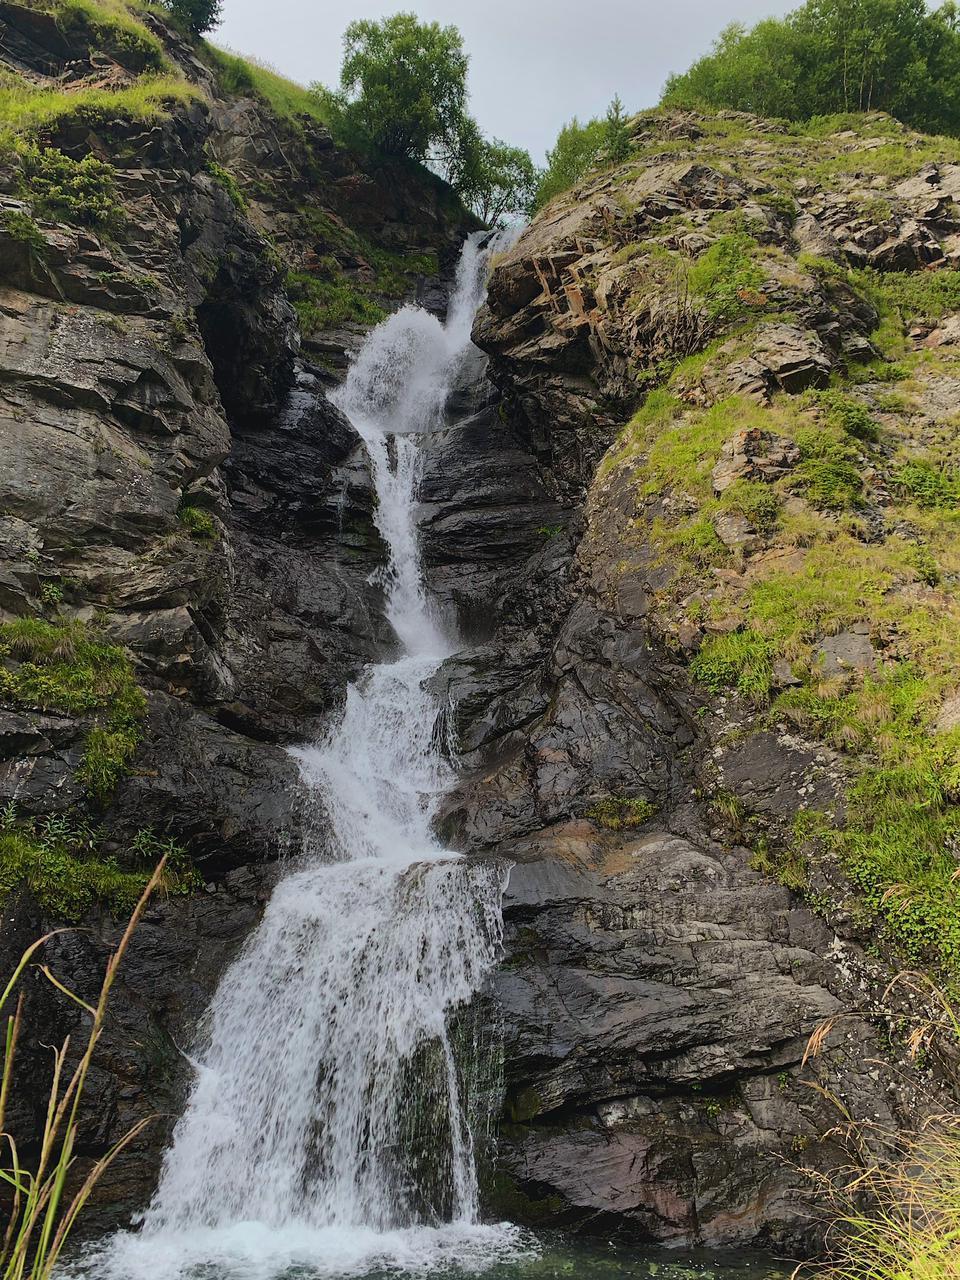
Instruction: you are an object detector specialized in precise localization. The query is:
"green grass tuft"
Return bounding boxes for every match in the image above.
[0,808,198,917]
[0,618,145,802]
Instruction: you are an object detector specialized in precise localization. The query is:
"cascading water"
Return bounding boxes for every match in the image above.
[71,231,529,1280]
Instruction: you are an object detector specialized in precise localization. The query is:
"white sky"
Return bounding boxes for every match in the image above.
[213,0,797,162]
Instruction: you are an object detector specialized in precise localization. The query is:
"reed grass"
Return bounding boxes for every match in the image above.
[0,860,165,1279]
[805,973,960,1280]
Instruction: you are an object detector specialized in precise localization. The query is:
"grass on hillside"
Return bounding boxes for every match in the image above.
[0,618,146,802]
[594,223,960,980]
[202,43,329,125]
[24,0,167,69]
[0,75,197,147]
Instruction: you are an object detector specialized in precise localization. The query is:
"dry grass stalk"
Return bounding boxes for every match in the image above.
[0,858,165,1280]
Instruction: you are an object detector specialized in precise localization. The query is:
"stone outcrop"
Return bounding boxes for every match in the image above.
[450,108,960,1248]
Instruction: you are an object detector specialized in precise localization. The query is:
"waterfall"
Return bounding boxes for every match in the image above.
[71,231,529,1280]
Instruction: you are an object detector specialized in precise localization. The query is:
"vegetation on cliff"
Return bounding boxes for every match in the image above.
[312,12,536,223]
[662,0,960,137]
[1,870,165,1278]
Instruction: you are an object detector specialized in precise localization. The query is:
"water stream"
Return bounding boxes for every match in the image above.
[69,233,529,1280]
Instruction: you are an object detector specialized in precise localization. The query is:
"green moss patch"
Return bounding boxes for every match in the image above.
[0,617,146,801]
[0,809,198,918]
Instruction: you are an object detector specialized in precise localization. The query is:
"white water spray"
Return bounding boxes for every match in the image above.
[66,232,529,1280]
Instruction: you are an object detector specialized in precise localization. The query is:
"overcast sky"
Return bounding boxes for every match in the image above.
[213,0,797,162]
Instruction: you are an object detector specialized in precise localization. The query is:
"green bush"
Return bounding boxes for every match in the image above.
[164,0,221,36]
[894,459,960,510]
[661,0,960,138]
[20,145,123,231]
[534,116,605,209]
[178,503,216,539]
[204,44,255,94]
[691,630,774,700]
[806,388,880,442]
[791,426,863,509]
[687,233,765,322]
[0,207,45,250]
[720,479,782,533]
[285,270,386,333]
[0,809,198,917]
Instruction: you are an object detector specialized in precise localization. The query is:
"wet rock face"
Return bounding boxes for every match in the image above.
[452,111,960,1249]
[493,840,885,1248]
[0,6,473,1226]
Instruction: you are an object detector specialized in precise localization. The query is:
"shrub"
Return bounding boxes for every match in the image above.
[205,159,245,211]
[586,796,657,830]
[204,44,255,94]
[661,0,960,138]
[691,630,774,700]
[894,459,960,510]
[178,503,216,539]
[791,426,863,509]
[687,233,765,322]
[534,116,605,209]
[720,479,782,533]
[20,145,123,231]
[0,808,199,916]
[806,388,880,442]
[285,270,386,333]
[165,0,222,36]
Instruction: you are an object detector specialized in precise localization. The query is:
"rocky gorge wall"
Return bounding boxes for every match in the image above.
[451,110,960,1248]
[0,1,475,1223]
[2,6,960,1252]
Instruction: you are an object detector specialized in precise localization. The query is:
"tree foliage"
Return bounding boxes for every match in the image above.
[603,94,631,165]
[450,121,538,223]
[329,13,468,162]
[533,95,633,210]
[662,0,960,136]
[314,12,535,225]
[534,115,605,209]
[164,0,222,36]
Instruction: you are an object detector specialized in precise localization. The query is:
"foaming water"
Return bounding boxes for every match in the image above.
[62,230,529,1280]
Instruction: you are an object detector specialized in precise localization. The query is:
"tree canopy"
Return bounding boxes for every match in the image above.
[164,0,221,35]
[661,0,960,136]
[533,97,636,211]
[315,12,535,224]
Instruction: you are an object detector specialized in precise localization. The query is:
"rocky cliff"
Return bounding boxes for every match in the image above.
[2,8,960,1252]
[0,0,474,1221]
[448,110,960,1248]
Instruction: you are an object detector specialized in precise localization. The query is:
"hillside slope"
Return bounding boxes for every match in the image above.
[460,107,960,1246]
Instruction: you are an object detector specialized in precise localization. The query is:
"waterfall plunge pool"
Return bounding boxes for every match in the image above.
[62,1226,793,1280]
